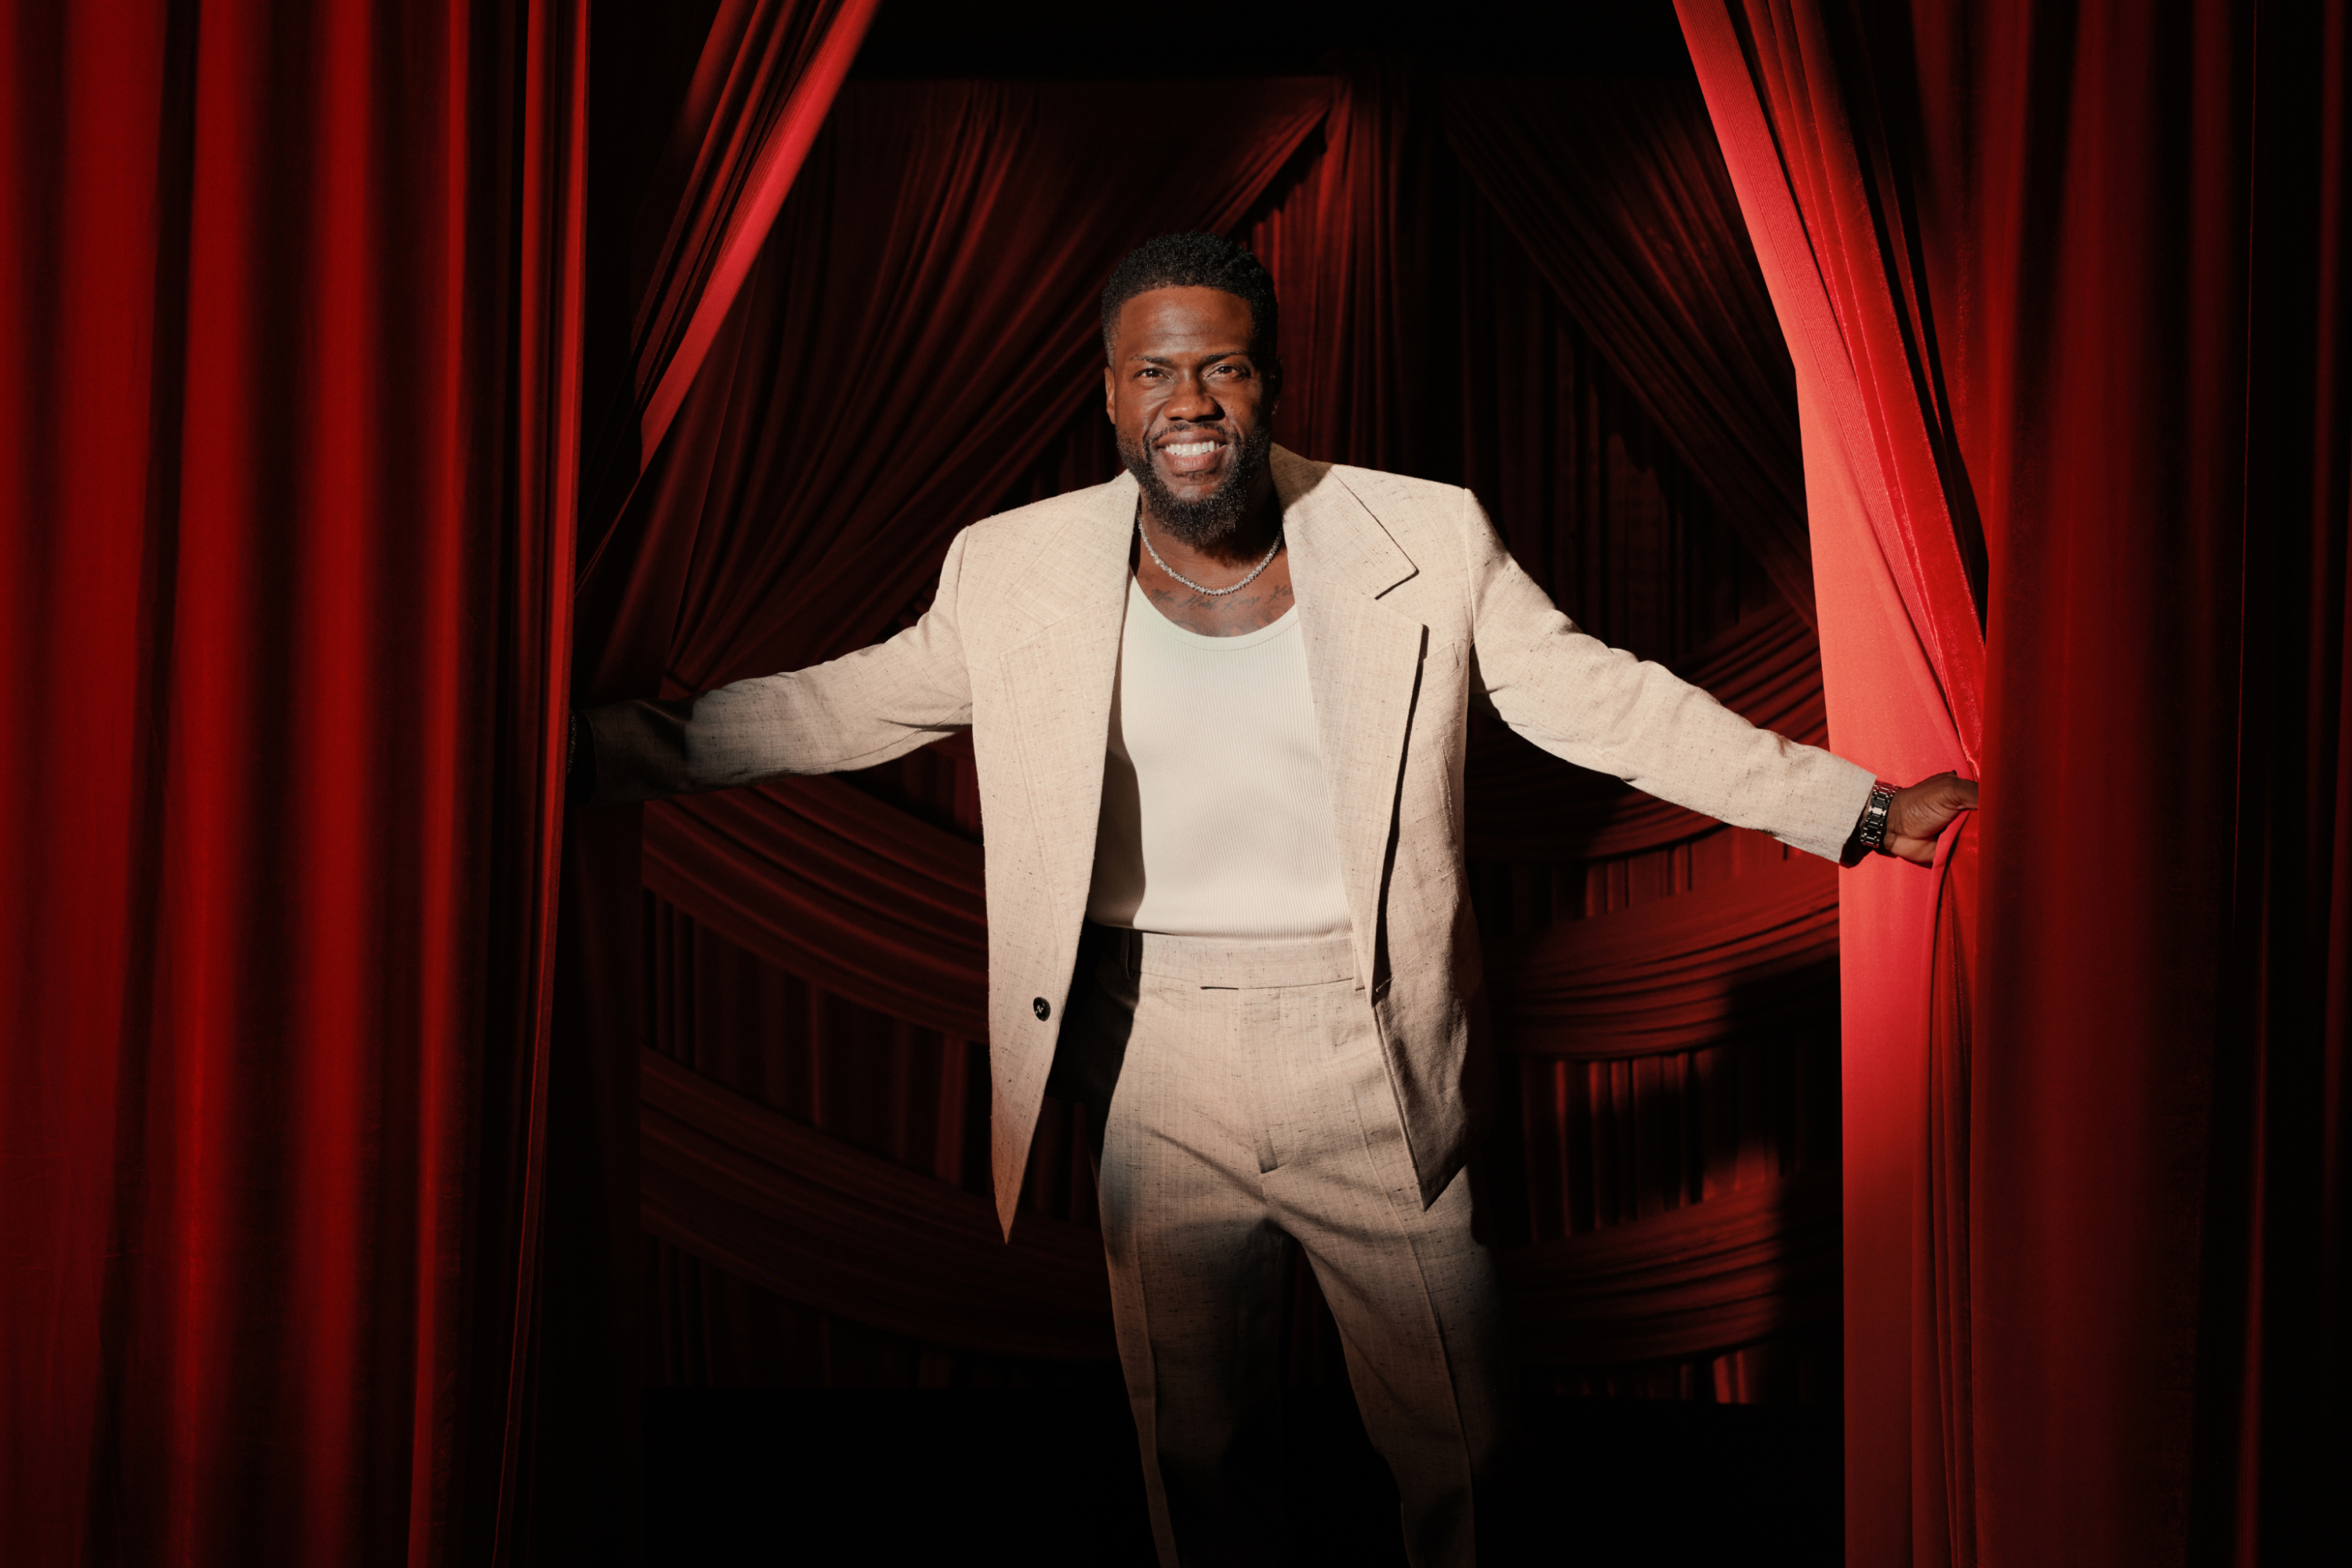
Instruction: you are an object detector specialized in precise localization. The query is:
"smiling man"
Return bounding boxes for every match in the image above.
[579,233,1976,1567]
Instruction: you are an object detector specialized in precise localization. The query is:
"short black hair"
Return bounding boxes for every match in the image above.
[1100,232,1280,365]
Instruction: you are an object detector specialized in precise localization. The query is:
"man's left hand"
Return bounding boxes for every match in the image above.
[1883,772,1979,865]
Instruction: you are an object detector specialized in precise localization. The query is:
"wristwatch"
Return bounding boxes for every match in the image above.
[1840,779,1900,866]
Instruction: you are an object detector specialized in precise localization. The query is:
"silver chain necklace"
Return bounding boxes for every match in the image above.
[1137,514,1284,597]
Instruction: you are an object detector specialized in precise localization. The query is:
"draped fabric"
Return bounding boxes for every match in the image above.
[1675,7,1987,1564]
[1681,2,2352,1563]
[579,0,878,560]
[644,777,990,1041]
[636,615,1832,1051]
[0,2,586,1563]
[642,1040,1838,1367]
[619,64,1851,1404]
[1442,76,1814,624]
[1239,58,1436,477]
[529,4,880,1553]
[581,74,1329,1414]
[617,80,1330,701]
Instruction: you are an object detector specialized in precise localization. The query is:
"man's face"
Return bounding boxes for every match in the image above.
[1104,285,1278,546]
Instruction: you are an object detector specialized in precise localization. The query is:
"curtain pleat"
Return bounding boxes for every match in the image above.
[0,2,586,1562]
[1679,1,2352,1563]
[1442,75,1815,624]
[579,0,880,554]
[524,5,880,1550]
[617,64,1847,1399]
[1675,6,1985,1563]
[641,1041,1839,1368]
[641,619,1835,1059]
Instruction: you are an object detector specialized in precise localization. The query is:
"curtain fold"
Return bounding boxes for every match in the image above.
[616,78,1331,701]
[562,66,1327,1416]
[644,778,990,1041]
[579,0,879,555]
[622,64,1849,1397]
[1497,853,1836,1058]
[1441,75,1816,625]
[641,616,1833,1054]
[646,779,1836,1076]
[641,1044,1838,1367]
[1675,6,1986,1563]
[1681,1,2351,1563]
[528,11,884,1547]
[0,1,586,1562]
[1242,57,1439,477]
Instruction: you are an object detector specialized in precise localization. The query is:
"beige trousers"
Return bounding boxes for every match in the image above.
[1055,925,1513,1568]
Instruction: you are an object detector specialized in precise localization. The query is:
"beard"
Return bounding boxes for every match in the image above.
[1118,423,1275,550]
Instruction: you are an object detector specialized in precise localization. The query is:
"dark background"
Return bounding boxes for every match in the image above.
[592,3,1844,1563]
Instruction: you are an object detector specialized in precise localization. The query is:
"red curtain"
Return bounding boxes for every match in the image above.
[588,78,1329,702]
[1442,75,1815,624]
[1682,1,2350,1563]
[1676,5,1986,1563]
[0,1,586,1563]
[579,0,878,549]
[521,4,878,1554]
[1239,58,1436,477]
[619,63,1848,1405]
[597,78,1328,1386]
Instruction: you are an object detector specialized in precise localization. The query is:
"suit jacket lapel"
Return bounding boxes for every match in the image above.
[1275,448,1425,986]
[997,454,1425,976]
[1001,473,1138,941]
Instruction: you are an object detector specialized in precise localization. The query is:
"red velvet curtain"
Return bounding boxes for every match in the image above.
[0,1,586,1563]
[1676,6,1987,1563]
[1682,1,2350,1563]
[622,61,1846,1404]
[1442,75,1815,625]
[595,79,1329,702]
[524,3,879,1555]
[579,0,878,553]
[1268,65,1842,1397]
[1239,58,1436,477]
[582,65,1324,1393]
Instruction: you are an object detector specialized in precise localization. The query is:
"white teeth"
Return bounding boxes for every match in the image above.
[1163,440,1219,456]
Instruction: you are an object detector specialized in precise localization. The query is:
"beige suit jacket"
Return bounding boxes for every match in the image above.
[587,447,1875,1236]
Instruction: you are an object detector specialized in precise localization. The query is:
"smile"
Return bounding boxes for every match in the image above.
[1160,440,1221,457]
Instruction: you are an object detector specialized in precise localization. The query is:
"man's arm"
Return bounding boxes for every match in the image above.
[1455,489,1973,863]
[575,528,978,804]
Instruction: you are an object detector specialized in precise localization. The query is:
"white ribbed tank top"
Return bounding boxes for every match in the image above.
[1084,577,1352,939]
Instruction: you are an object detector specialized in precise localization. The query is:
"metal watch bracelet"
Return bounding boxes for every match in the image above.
[1852,779,1900,862]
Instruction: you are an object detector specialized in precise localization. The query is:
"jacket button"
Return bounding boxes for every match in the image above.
[1032,997,1051,1021]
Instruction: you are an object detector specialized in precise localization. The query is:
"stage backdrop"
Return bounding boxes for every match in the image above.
[593,56,1854,1406]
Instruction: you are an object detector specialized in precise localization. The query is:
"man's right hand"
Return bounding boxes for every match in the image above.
[1883,771,1979,865]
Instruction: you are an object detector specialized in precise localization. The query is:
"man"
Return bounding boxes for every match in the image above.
[581,233,1976,1566]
